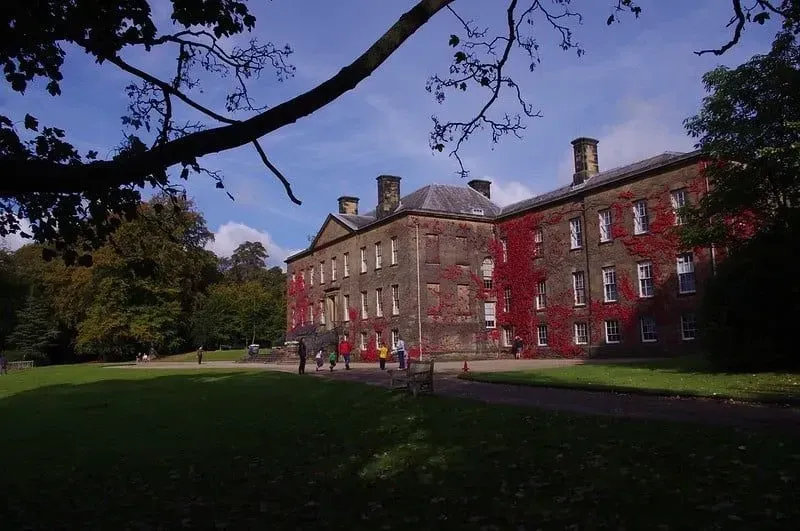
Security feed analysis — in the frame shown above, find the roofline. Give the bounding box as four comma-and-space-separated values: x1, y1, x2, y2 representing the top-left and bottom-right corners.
285, 208, 495, 264
496, 150, 703, 221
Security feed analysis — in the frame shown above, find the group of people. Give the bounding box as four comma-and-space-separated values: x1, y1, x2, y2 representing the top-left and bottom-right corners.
296, 334, 407, 374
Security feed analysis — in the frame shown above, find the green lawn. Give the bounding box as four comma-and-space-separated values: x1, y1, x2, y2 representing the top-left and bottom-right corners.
1, 365, 798, 530
155, 348, 248, 362
462, 357, 800, 403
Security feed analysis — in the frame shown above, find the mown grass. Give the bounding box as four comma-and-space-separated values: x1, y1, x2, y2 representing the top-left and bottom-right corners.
0, 364, 798, 530
462, 356, 800, 404
155, 349, 248, 362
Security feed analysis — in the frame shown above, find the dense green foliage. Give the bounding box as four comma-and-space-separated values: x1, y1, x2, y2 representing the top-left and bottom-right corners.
683, 32, 800, 371
0, 197, 286, 362
1, 365, 798, 529
699, 225, 800, 371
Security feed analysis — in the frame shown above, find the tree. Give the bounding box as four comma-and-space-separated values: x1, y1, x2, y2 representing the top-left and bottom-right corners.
222, 241, 269, 282
683, 30, 800, 248
2, 0, 797, 259
0, 247, 27, 349
7, 292, 60, 364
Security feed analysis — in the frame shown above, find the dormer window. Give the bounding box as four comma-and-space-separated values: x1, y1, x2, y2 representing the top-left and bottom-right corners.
471, 208, 485, 215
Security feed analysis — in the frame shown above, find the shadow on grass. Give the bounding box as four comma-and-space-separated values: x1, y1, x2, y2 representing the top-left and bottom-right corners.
462, 356, 800, 406
1, 369, 799, 530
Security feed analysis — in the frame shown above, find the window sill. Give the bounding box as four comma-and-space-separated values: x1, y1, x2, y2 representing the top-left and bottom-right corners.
599, 239, 613, 245
681, 337, 696, 341
605, 341, 621, 345
642, 339, 658, 343
639, 294, 654, 299
633, 231, 649, 237
603, 299, 618, 305
574, 303, 587, 308
537, 343, 548, 348
390, 262, 398, 267
569, 246, 583, 252
575, 342, 588, 346
678, 290, 697, 297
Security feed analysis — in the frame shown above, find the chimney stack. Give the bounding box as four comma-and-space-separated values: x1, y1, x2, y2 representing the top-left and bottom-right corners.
571, 137, 599, 186
467, 179, 492, 199
337, 196, 359, 215
376, 175, 401, 219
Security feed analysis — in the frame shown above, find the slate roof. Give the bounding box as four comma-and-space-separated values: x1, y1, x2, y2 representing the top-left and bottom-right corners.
499, 151, 699, 216
286, 149, 701, 262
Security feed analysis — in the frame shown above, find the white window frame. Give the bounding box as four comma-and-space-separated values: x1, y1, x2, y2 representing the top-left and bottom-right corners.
501, 238, 508, 262
598, 209, 612, 243
319, 301, 325, 325
535, 280, 546, 310
481, 258, 494, 290
360, 291, 368, 319
391, 329, 399, 349
484, 302, 496, 329
301, 270, 306, 287
310, 266, 314, 286
343, 295, 350, 322
390, 237, 398, 265
637, 261, 654, 298
574, 322, 588, 345
572, 271, 586, 306
602, 267, 618, 303
291, 272, 296, 284
503, 287, 511, 313
374, 242, 382, 270
640, 316, 657, 342
307, 304, 313, 324
331, 257, 337, 281
375, 331, 381, 349
502, 326, 513, 347
359, 331, 368, 350
671, 188, 687, 226
633, 200, 649, 235
537, 324, 548, 346
569, 217, 583, 249
677, 252, 696, 294
681, 313, 697, 341
360, 247, 367, 274
375, 288, 383, 317
319, 261, 325, 284
604, 320, 621, 344
391, 285, 400, 315
343, 252, 350, 277
533, 228, 543, 256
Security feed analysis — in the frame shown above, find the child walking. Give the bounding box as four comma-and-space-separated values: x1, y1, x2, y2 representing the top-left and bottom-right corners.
315, 348, 324, 371
378, 341, 388, 370
328, 350, 337, 371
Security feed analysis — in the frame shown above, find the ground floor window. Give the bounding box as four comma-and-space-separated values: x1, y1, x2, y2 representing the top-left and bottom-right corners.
484, 302, 496, 329
391, 329, 399, 349
574, 322, 588, 345
501, 326, 513, 346
640, 316, 657, 342
605, 320, 621, 344
359, 331, 368, 350
537, 324, 548, 346
681, 313, 697, 340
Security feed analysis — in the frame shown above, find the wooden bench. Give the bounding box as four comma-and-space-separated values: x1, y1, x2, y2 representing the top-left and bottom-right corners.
388, 360, 434, 396
7, 360, 34, 372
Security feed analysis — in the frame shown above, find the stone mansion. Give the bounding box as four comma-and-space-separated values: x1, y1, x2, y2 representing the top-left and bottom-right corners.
285, 138, 710, 360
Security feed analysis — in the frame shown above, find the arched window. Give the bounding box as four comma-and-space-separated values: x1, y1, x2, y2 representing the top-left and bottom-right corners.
481, 258, 494, 290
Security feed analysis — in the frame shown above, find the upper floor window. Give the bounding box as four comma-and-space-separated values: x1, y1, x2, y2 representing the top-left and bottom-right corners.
572, 271, 586, 306
481, 258, 494, 290
425, 234, 440, 264
391, 285, 400, 315
343, 295, 350, 322
569, 217, 583, 249
360, 291, 368, 319
375, 288, 383, 317
484, 302, 496, 329
374, 242, 382, 270
602, 267, 618, 302
671, 189, 688, 225
533, 228, 543, 256
343, 253, 350, 277
390, 237, 398, 265
319, 261, 325, 284
535, 280, 546, 310
360, 247, 367, 273
677, 252, 696, 294
310, 266, 315, 286
637, 261, 654, 298
633, 200, 649, 234
598, 209, 612, 242
500, 238, 508, 263
331, 257, 337, 281
503, 287, 511, 313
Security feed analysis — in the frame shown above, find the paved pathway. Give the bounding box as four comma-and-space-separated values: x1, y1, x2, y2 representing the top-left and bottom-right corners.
112, 360, 800, 434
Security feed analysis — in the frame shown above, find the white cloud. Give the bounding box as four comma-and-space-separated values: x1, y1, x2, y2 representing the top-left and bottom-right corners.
487, 179, 534, 207
206, 222, 297, 270
557, 98, 696, 183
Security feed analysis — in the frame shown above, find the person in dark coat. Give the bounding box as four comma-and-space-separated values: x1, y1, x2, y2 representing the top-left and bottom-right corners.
512, 335, 524, 359
297, 338, 307, 374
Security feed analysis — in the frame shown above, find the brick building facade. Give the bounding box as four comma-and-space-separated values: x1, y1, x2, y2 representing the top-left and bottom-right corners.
285, 138, 710, 360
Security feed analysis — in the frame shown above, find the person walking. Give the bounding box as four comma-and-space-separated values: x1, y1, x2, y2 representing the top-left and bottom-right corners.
512, 335, 524, 359
0, 351, 8, 375
395, 335, 406, 370
328, 350, 337, 372
297, 338, 308, 375
338, 335, 352, 370
196, 346, 204, 365
377, 341, 388, 370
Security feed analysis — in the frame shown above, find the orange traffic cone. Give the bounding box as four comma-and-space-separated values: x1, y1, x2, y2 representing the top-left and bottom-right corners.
462, 360, 470, 372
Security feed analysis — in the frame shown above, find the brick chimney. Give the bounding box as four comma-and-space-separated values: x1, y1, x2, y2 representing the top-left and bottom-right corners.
467, 179, 491, 199
571, 137, 599, 186
337, 196, 359, 215
376, 175, 401, 219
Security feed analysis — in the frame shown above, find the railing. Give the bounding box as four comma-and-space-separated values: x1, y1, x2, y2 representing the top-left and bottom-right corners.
7, 360, 35, 372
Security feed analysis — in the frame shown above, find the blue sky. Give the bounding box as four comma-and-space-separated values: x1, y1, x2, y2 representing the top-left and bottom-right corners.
0, 0, 782, 266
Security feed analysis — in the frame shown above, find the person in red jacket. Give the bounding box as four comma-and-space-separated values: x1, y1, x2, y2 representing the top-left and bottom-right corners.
338, 336, 352, 370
